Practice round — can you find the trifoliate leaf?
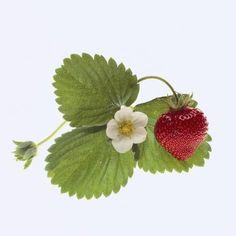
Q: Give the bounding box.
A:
[54,53,139,127]
[46,127,135,199]
[134,96,211,173]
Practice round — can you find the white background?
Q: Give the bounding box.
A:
[1,0,235,235]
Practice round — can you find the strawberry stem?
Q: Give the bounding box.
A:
[137,76,179,103]
[37,121,67,147]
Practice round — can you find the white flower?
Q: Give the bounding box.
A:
[106,106,148,153]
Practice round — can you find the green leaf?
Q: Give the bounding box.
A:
[45,127,135,199]
[135,96,211,173]
[54,53,139,127]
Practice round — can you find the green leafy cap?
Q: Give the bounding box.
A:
[167,93,195,110]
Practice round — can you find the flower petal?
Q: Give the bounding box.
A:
[131,127,147,144]
[131,111,148,127]
[114,106,133,122]
[112,137,133,153]
[106,119,119,139]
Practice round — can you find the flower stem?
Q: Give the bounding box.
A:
[37,121,67,147]
[137,76,179,103]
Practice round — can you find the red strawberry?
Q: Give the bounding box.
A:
[154,107,208,160]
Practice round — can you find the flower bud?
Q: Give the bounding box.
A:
[13,141,37,169]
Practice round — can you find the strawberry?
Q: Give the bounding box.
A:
[154,106,208,160]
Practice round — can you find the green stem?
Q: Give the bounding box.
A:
[37,121,67,147]
[137,76,179,103]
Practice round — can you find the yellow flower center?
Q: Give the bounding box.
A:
[119,120,134,136]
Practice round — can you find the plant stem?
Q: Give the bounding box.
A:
[37,121,67,147]
[137,76,179,103]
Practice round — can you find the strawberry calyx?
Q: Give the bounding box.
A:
[167,93,194,111]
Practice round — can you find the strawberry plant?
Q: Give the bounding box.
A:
[13,53,212,199]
